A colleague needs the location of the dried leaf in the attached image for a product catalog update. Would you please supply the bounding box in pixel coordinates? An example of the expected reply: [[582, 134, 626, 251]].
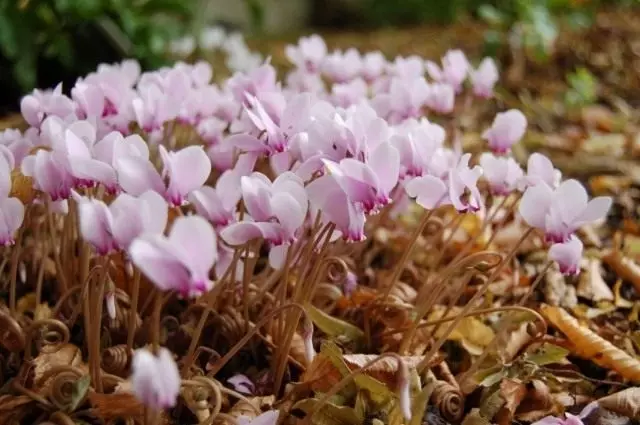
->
[[495, 379, 527, 424], [545, 268, 578, 308], [88, 391, 145, 421], [541, 305, 640, 382], [603, 250, 640, 295], [33, 343, 83, 388], [461, 409, 492, 425], [577, 258, 614, 302], [34, 303, 53, 321], [229, 396, 275, 420], [0, 394, 34, 411], [428, 307, 495, 356], [305, 303, 365, 347], [292, 398, 362, 425], [515, 380, 557, 422], [502, 323, 533, 362], [598, 387, 640, 418], [10, 169, 35, 204]]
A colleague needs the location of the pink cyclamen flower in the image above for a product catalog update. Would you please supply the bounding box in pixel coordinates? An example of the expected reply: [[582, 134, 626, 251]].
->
[[482, 109, 527, 155], [479, 153, 524, 195], [237, 410, 280, 425], [404, 175, 448, 210], [227, 374, 255, 395], [532, 401, 598, 425], [469, 57, 499, 99], [519, 153, 562, 190], [448, 153, 484, 212], [361, 51, 387, 82], [285, 34, 327, 73], [131, 347, 181, 410], [425, 83, 455, 115], [129, 215, 217, 298], [0, 154, 25, 246], [425, 50, 469, 92], [20, 84, 76, 127], [519, 179, 612, 243], [548, 236, 583, 276], [188, 173, 240, 229], [116, 145, 211, 206]]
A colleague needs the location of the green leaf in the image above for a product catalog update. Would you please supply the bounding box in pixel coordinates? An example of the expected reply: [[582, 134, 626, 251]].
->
[[306, 303, 365, 347], [526, 343, 569, 366], [478, 4, 505, 26], [13, 53, 37, 91], [69, 375, 91, 412], [475, 366, 507, 387]]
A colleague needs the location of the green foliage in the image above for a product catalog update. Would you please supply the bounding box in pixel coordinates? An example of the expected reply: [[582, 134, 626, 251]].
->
[[0, 0, 195, 92], [564, 67, 599, 108]]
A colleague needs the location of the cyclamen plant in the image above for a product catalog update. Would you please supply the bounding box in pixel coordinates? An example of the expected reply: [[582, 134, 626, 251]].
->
[[0, 33, 611, 424]]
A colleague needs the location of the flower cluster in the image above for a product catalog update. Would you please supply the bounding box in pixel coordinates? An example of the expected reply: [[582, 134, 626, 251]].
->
[[1, 33, 611, 414]]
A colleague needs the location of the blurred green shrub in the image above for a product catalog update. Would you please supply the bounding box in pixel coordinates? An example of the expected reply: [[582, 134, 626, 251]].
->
[[0, 0, 195, 92], [564, 67, 599, 109]]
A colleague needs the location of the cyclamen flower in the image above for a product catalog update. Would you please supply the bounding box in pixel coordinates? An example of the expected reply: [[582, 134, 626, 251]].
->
[[548, 236, 583, 276], [425, 50, 469, 92], [116, 145, 211, 206], [469, 58, 499, 99], [425, 83, 455, 115], [188, 169, 241, 229], [285, 34, 327, 73], [131, 347, 181, 410], [361, 51, 387, 82], [519, 179, 612, 243], [129, 215, 217, 298], [227, 374, 255, 395], [519, 153, 562, 190], [482, 109, 527, 155], [479, 153, 524, 195], [220, 172, 308, 268], [0, 153, 25, 246], [404, 175, 447, 210], [76, 190, 168, 254], [20, 84, 76, 127], [321, 49, 362, 83], [448, 153, 483, 212]]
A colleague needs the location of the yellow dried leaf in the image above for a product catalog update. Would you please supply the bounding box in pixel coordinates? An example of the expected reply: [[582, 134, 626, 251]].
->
[[602, 251, 640, 295], [16, 293, 37, 316], [598, 387, 640, 418], [34, 303, 53, 320], [577, 259, 614, 302], [291, 398, 361, 425], [541, 305, 640, 382], [10, 169, 35, 204], [305, 303, 365, 347], [428, 307, 495, 356]]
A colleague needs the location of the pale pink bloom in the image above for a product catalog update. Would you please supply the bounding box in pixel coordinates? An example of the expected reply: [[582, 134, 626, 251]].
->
[[519, 153, 562, 190], [405, 175, 447, 210], [302, 318, 316, 365], [448, 153, 483, 212], [132, 83, 176, 132], [372, 77, 430, 123], [321, 49, 362, 83], [519, 179, 612, 243], [227, 374, 255, 395], [321, 140, 400, 214], [20, 84, 76, 127], [188, 171, 240, 229], [105, 291, 117, 320], [226, 63, 278, 105], [425, 50, 469, 91], [306, 174, 367, 242], [482, 109, 527, 154], [391, 118, 446, 178], [93, 132, 149, 167], [75, 195, 116, 255], [532, 402, 598, 425], [21, 150, 74, 201], [129, 215, 217, 297], [285, 69, 326, 94], [196, 117, 227, 145], [131, 347, 181, 410], [344, 271, 358, 295], [0, 197, 25, 246], [361, 51, 387, 82], [331, 78, 368, 108], [116, 145, 211, 206], [479, 153, 524, 195], [237, 410, 279, 425], [425, 83, 455, 115], [0, 128, 33, 166], [388, 55, 425, 79], [220, 172, 308, 249], [397, 361, 412, 421], [469, 58, 499, 99], [548, 236, 583, 276], [71, 82, 106, 119], [285, 35, 327, 73]]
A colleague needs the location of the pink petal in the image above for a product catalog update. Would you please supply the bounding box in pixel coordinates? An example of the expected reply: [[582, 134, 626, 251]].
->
[[129, 235, 189, 292], [270, 192, 306, 238], [554, 180, 588, 224], [368, 142, 399, 195], [164, 146, 211, 205], [0, 198, 25, 245], [251, 410, 280, 425], [220, 222, 265, 246], [167, 216, 217, 281], [139, 190, 168, 235], [404, 176, 447, 209], [575, 197, 612, 227], [519, 183, 554, 229], [116, 156, 165, 196]]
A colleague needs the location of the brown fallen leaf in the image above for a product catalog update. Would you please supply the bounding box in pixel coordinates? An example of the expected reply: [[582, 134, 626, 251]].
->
[[541, 305, 640, 382], [494, 379, 527, 425], [515, 380, 558, 422], [545, 268, 578, 308], [602, 250, 640, 294], [598, 387, 640, 418], [88, 391, 146, 422]]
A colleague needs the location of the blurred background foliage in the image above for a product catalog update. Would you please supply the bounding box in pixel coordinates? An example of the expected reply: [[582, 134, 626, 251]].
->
[[0, 0, 638, 109]]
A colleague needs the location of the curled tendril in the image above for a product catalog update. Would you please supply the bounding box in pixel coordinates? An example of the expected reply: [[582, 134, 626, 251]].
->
[[182, 376, 223, 425], [0, 308, 26, 351], [322, 256, 349, 284], [12, 379, 53, 408], [24, 319, 70, 362], [101, 345, 132, 377], [48, 411, 76, 425], [423, 216, 445, 238], [431, 378, 464, 422], [41, 366, 85, 411], [52, 285, 84, 327], [160, 315, 180, 335], [213, 306, 247, 346]]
